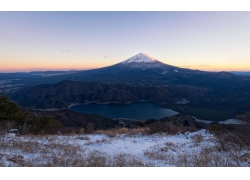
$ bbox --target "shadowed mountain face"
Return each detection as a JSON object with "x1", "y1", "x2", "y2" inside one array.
[{"x1": 11, "y1": 80, "x2": 205, "y2": 109}]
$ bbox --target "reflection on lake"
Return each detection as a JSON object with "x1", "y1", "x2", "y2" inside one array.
[{"x1": 69, "y1": 101, "x2": 178, "y2": 121}]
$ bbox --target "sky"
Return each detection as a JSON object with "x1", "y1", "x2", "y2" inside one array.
[{"x1": 0, "y1": 11, "x2": 250, "y2": 72}]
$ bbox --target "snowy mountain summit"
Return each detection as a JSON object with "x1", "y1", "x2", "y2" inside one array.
[
  {"x1": 121, "y1": 52, "x2": 159, "y2": 64},
  {"x1": 116, "y1": 52, "x2": 174, "y2": 69}
]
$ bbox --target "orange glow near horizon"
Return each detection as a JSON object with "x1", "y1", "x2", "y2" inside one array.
[
  {"x1": 0, "y1": 60, "x2": 109, "y2": 72},
  {"x1": 1, "y1": 59, "x2": 250, "y2": 73},
  {"x1": 1, "y1": 12, "x2": 250, "y2": 73}
]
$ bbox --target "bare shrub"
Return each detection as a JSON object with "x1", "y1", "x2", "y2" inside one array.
[
  {"x1": 232, "y1": 125, "x2": 250, "y2": 147},
  {"x1": 84, "y1": 150, "x2": 107, "y2": 167},
  {"x1": 208, "y1": 123, "x2": 224, "y2": 132},
  {"x1": 215, "y1": 133, "x2": 246, "y2": 152},
  {"x1": 135, "y1": 121, "x2": 146, "y2": 127},
  {"x1": 191, "y1": 134, "x2": 204, "y2": 146},
  {"x1": 59, "y1": 127, "x2": 75, "y2": 135},
  {"x1": 95, "y1": 127, "x2": 148, "y2": 137},
  {"x1": 148, "y1": 122, "x2": 178, "y2": 135},
  {"x1": 76, "y1": 135, "x2": 90, "y2": 141},
  {"x1": 161, "y1": 142, "x2": 178, "y2": 152},
  {"x1": 236, "y1": 111, "x2": 250, "y2": 125},
  {"x1": 115, "y1": 127, "x2": 129, "y2": 134},
  {"x1": 85, "y1": 123, "x2": 95, "y2": 134},
  {"x1": 128, "y1": 127, "x2": 149, "y2": 135},
  {"x1": 79, "y1": 128, "x2": 85, "y2": 134},
  {"x1": 0, "y1": 120, "x2": 16, "y2": 135},
  {"x1": 95, "y1": 138, "x2": 109, "y2": 144},
  {"x1": 6, "y1": 155, "x2": 25, "y2": 166},
  {"x1": 112, "y1": 153, "x2": 147, "y2": 167},
  {"x1": 144, "y1": 149, "x2": 176, "y2": 165},
  {"x1": 94, "y1": 130, "x2": 116, "y2": 137}
]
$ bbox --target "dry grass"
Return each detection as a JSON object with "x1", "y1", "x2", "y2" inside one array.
[
  {"x1": 94, "y1": 129, "x2": 116, "y2": 138},
  {"x1": 1, "y1": 126, "x2": 250, "y2": 167},
  {"x1": 94, "y1": 127, "x2": 148, "y2": 138},
  {"x1": 144, "y1": 145, "x2": 249, "y2": 167},
  {"x1": 191, "y1": 133, "x2": 204, "y2": 146},
  {"x1": 0, "y1": 133, "x2": 149, "y2": 167},
  {"x1": 112, "y1": 153, "x2": 148, "y2": 167},
  {"x1": 143, "y1": 130, "x2": 250, "y2": 167}
]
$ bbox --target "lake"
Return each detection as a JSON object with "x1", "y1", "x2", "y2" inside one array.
[{"x1": 69, "y1": 101, "x2": 178, "y2": 121}]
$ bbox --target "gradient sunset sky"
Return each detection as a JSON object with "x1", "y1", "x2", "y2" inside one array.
[{"x1": 0, "y1": 11, "x2": 250, "y2": 72}]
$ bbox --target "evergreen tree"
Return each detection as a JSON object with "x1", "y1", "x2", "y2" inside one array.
[
  {"x1": 0, "y1": 91, "x2": 62, "y2": 134},
  {"x1": 0, "y1": 91, "x2": 29, "y2": 124}
]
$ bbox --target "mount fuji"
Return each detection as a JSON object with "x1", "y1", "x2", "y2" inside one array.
[
  {"x1": 95, "y1": 52, "x2": 186, "y2": 72},
  {"x1": 8, "y1": 52, "x2": 238, "y2": 88},
  {"x1": 114, "y1": 52, "x2": 178, "y2": 69}
]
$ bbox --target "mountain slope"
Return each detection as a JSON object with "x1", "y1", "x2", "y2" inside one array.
[
  {"x1": 11, "y1": 80, "x2": 205, "y2": 109},
  {"x1": 7, "y1": 53, "x2": 250, "y2": 121},
  {"x1": 5, "y1": 52, "x2": 247, "y2": 90}
]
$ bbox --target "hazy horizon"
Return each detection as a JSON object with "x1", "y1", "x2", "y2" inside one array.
[{"x1": 1, "y1": 12, "x2": 250, "y2": 72}]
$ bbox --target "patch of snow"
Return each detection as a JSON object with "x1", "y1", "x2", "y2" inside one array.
[
  {"x1": 10, "y1": 129, "x2": 19, "y2": 133},
  {"x1": 192, "y1": 117, "x2": 213, "y2": 124},
  {"x1": 176, "y1": 98, "x2": 190, "y2": 105},
  {"x1": 218, "y1": 119, "x2": 243, "y2": 124},
  {"x1": 68, "y1": 102, "x2": 80, "y2": 108},
  {"x1": 174, "y1": 70, "x2": 178, "y2": 72},
  {"x1": 193, "y1": 116, "x2": 243, "y2": 125},
  {"x1": 160, "y1": 70, "x2": 168, "y2": 74},
  {"x1": 6, "y1": 133, "x2": 16, "y2": 137}
]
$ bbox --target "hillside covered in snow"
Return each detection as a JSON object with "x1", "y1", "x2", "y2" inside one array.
[{"x1": 1, "y1": 128, "x2": 249, "y2": 167}]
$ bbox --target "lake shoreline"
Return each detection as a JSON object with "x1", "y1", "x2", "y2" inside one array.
[
  {"x1": 69, "y1": 101, "x2": 178, "y2": 121},
  {"x1": 67, "y1": 100, "x2": 152, "y2": 108},
  {"x1": 38, "y1": 101, "x2": 242, "y2": 125}
]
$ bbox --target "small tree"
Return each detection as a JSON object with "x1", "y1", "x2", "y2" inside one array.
[{"x1": 85, "y1": 123, "x2": 95, "y2": 134}]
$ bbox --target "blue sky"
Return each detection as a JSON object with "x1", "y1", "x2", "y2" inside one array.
[{"x1": 0, "y1": 11, "x2": 249, "y2": 72}]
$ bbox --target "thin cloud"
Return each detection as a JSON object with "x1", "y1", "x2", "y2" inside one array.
[
  {"x1": 199, "y1": 65, "x2": 210, "y2": 67},
  {"x1": 182, "y1": 66, "x2": 191, "y2": 68},
  {"x1": 60, "y1": 50, "x2": 71, "y2": 53},
  {"x1": 103, "y1": 56, "x2": 110, "y2": 58}
]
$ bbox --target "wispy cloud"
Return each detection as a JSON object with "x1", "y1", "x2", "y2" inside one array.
[
  {"x1": 103, "y1": 56, "x2": 110, "y2": 58},
  {"x1": 199, "y1": 65, "x2": 210, "y2": 67},
  {"x1": 182, "y1": 66, "x2": 191, "y2": 68},
  {"x1": 60, "y1": 50, "x2": 71, "y2": 53}
]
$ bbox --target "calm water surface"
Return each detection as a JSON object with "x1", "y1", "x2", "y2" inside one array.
[{"x1": 69, "y1": 101, "x2": 178, "y2": 121}]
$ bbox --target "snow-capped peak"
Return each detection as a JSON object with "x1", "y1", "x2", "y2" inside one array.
[{"x1": 121, "y1": 52, "x2": 159, "y2": 64}]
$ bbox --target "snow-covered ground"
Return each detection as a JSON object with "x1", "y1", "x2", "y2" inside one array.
[{"x1": 0, "y1": 129, "x2": 249, "y2": 167}]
